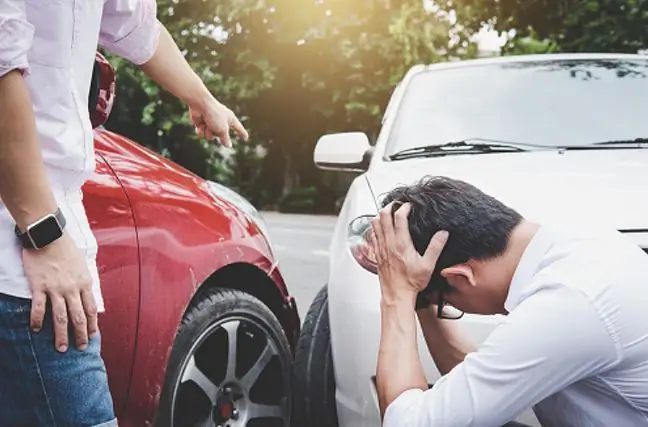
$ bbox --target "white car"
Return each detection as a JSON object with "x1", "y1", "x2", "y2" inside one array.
[{"x1": 292, "y1": 52, "x2": 648, "y2": 427}]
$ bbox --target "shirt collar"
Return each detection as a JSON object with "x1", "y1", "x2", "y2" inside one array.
[{"x1": 504, "y1": 225, "x2": 556, "y2": 312}]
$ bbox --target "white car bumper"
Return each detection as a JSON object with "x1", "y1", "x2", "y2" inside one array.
[{"x1": 327, "y1": 246, "x2": 540, "y2": 426}]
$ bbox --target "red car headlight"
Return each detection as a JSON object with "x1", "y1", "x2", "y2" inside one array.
[{"x1": 347, "y1": 214, "x2": 379, "y2": 274}]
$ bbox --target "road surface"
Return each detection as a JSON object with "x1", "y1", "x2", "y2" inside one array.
[{"x1": 261, "y1": 212, "x2": 338, "y2": 319}]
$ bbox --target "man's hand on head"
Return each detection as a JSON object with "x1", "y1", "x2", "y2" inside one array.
[{"x1": 371, "y1": 202, "x2": 449, "y2": 305}]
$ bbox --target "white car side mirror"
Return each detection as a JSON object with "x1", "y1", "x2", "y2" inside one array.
[{"x1": 313, "y1": 132, "x2": 372, "y2": 172}]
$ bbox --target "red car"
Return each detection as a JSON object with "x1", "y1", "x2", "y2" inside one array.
[{"x1": 86, "y1": 53, "x2": 300, "y2": 427}]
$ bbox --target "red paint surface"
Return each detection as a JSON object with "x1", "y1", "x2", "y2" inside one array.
[{"x1": 86, "y1": 129, "x2": 300, "y2": 426}]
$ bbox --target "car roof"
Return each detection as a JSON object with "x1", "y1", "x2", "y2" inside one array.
[{"x1": 405, "y1": 52, "x2": 648, "y2": 77}]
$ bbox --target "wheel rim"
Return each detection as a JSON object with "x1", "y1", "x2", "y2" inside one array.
[{"x1": 170, "y1": 315, "x2": 290, "y2": 427}]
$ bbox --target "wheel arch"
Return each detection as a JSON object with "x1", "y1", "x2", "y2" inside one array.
[{"x1": 191, "y1": 262, "x2": 300, "y2": 352}]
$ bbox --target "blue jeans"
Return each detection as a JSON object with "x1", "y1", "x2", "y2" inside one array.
[{"x1": 0, "y1": 293, "x2": 117, "y2": 427}]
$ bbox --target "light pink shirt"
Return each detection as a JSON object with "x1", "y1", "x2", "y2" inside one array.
[{"x1": 0, "y1": 0, "x2": 160, "y2": 311}]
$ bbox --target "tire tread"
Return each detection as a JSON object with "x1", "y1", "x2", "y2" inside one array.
[{"x1": 292, "y1": 285, "x2": 338, "y2": 427}]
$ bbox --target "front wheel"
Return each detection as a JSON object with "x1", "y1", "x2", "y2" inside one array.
[
  {"x1": 292, "y1": 284, "x2": 339, "y2": 427},
  {"x1": 157, "y1": 287, "x2": 292, "y2": 427}
]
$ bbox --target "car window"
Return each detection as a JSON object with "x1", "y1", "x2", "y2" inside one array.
[{"x1": 386, "y1": 58, "x2": 648, "y2": 155}]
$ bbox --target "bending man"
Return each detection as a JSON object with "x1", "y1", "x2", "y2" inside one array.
[{"x1": 372, "y1": 175, "x2": 648, "y2": 426}]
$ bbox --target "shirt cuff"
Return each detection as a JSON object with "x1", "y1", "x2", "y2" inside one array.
[
  {"x1": 0, "y1": 16, "x2": 34, "y2": 78},
  {"x1": 383, "y1": 388, "x2": 425, "y2": 427}
]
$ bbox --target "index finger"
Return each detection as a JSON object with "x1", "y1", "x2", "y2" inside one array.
[
  {"x1": 230, "y1": 116, "x2": 249, "y2": 141},
  {"x1": 423, "y1": 230, "x2": 449, "y2": 265}
]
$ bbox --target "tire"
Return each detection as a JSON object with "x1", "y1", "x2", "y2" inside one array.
[
  {"x1": 292, "y1": 285, "x2": 339, "y2": 427},
  {"x1": 156, "y1": 287, "x2": 292, "y2": 427}
]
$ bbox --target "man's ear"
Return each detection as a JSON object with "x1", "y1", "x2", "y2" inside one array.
[{"x1": 440, "y1": 264, "x2": 476, "y2": 288}]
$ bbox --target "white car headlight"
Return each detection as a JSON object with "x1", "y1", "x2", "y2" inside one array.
[
  {"x1": 347, "y1": 214, "x2": 379, "y2": 274},
  {"x1": 205, "y1": 181, "x2": 275, "y2": 257}
]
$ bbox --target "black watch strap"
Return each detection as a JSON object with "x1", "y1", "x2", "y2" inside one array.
[{"x1": 14, "y1": 208, "x2": 66, "y2": 250}]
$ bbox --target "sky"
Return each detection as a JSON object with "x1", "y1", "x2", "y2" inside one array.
[
  {"x1": 475, "y1": 27, "x2": 507, "y2": 52},
  {"x1": 421, "y1": 0, "x2": 506, "y2": 53}
]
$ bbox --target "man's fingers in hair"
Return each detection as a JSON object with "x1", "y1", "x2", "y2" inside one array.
[
  {"x1": 424, "y1": 230, "x2": 449, "y2": 265},
  {"x1": 378, "y1": 202, "x2": 396, "y2": 244},
  {"x1": 393, "y1": 202, "x2": 412, "y2": 246}
]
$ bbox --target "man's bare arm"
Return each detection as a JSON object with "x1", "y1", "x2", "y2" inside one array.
[
  {"x1": 138, "y1": 25, "x2": 211, "y2": 112},
  {"x1": 138, "y1": 26, "x2": 248, "y2": 145},
  {"x1": 99, "y1": 0, "x2": 247, "y2": 146},
  {"x1": 377, "y1": 297, "x2": 428, "y2": 419},
  {"x1": 417, "y1": 306, "x2": 476, "y2": 375},
  {"x1": 0, "y1": 70, "x2": 57, "y2": 230}
]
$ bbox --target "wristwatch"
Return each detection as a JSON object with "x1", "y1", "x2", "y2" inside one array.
[{"x1": 14, "y1": 208, "x2": 66, "y2": 250}]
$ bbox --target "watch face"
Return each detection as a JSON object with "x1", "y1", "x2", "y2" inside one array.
[{"x1": 29, "y1": 215, "x2": 63, "y2": 249}]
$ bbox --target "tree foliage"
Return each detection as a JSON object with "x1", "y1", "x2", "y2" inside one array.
[
  {"x1": 445, "y1": 0, "x2": 648, "y2": 53},
  {"x1": 104, "y1": 0, "x2": 475, "y2": 212},
  {"x1": 105, "y1": 0, "x2": 643, "y2": 213}
]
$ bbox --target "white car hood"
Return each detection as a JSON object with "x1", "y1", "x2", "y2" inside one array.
[{"x1": 366, "y1": 149, "x2": 648, "y2": 231}]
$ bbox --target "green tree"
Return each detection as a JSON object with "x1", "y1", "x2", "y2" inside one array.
[
  {"x1": 445, "y1": 0, "x2": 648, "y2": 53},
  {"x1": 105, "y1": 0, "x2": 476, "y2": 213}
]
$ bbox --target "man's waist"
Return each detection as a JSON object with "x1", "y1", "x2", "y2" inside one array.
[{"x1": 42, "y1": 163, "x2": 95, "y2": 195}]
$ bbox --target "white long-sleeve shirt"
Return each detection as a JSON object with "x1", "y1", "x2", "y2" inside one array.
[
  {"x1": 384, "y1": 224, "x2": 648, "y2": 427},
  {"x1": 0, "y1": 0, "x2": 160, "y2": 311}
]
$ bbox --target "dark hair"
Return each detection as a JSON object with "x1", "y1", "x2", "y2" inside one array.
[{"x1": 381, "y1": 175, "x2": 523, "y2": 292}]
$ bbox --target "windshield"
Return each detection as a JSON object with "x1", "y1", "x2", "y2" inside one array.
[{"x1": 385, "y1": 58, "x2": 648, "y2": 156}]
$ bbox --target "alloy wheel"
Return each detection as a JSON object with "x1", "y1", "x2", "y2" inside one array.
[{"x1": 170, "y1": 316, "x2": 290, "y2": 427}]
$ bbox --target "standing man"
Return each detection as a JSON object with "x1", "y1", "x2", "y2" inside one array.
[
  {"x1": 371, "y1": 176, "x2": 648, "y2": 426},
  {"x1": 0, "y1": 1, "x2": 247, "y2": 426}
]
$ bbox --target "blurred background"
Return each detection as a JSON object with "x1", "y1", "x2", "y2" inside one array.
[{"x1": 102, "y1": 0, "x2": 648, "y2": 215}]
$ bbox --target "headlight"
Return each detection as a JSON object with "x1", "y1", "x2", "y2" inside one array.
[
  {"x1": 347, "y1": 214, "x2": 379, "y2": 274},
  {"x1": 205, "y1": 181, "x2": 275, "y2": 257}
]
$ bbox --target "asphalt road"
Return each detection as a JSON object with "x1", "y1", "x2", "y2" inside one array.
[{"x1": 261, "y1": 212, "x2": 338, "y2": 320}]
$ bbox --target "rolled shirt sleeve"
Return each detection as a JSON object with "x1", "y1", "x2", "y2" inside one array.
[
  {"x1": 99, "y1": 0, "x2": 161, "y2": 65},
  {"x1": 382, "y1": 286, "x2": 620, "y2": 427},
  {"x1": 0, "y1": 0, "x2": 34, "y2": 77}
]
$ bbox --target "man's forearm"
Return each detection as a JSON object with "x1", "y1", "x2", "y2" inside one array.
[
  {"x1": 0, "y1": 71, "x2": 57, "y2": 230},
  {"x1": 376, "y1": 297, "x2": 428, "y2": 419},
  {"x1": 138, "y1": 24, "x2": 211, "y2": 109},
  {"x1": 417, "y1": 306, "x2": 476, "y2": 375}
]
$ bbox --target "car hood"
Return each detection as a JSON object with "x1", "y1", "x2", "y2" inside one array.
[{"x1": 366, "y1": 149, "x2": 648, "y2": 231}]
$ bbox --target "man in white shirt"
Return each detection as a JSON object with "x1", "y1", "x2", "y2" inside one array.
[
  {"x1": 370, "y1": 175, "x2": 648, "y2": 426},
  {"x1": 0, "y1": 1, "x2": 247, "y2": 425}
]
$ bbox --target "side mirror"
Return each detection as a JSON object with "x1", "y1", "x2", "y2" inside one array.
[
  {"x1": 89, "y1": 52, "x2": 116, "y2": 129},
  {"x1": 314, "y1": 132, "x2": 373, "y2": 172}
]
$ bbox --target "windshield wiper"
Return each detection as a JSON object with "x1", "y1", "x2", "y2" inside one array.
[
  {"x1": 557, "y1": 138, "x2": 648, "y2": 150},
  {"x1": 590, "y1": 138, "x2": 648, "y2": 146},
  {"x1": 388, "y1": 138, "x2": 535, "y2": 161}
]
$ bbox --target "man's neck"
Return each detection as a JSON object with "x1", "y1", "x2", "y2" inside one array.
[{"x1": 500, "y1": 220, "x2": 541, "y2": 313}]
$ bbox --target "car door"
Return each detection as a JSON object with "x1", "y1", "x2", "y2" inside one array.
[{"x1": 82, "y1": 152, "x2": 141, "y2": 417}]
